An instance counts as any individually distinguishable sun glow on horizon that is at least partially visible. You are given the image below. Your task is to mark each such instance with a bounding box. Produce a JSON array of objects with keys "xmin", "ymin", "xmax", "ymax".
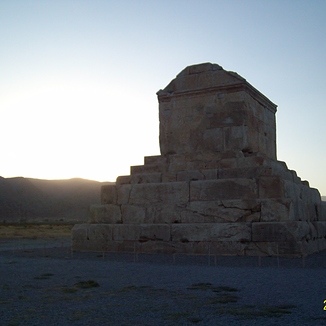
[{"xmin": 1, "ymin": 76, "xmax": 160, "ymax": 182}]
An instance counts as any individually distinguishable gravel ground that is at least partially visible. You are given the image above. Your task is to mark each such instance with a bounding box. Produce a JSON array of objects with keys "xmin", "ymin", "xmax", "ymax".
[{"xmin": 0, "ymin": 238, "xmax": 326, "ymax": 326}]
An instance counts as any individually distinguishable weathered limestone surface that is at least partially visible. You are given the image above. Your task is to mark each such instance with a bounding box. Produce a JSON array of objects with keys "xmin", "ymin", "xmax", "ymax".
[{"xmin": 72, "ymin": 63, "xmax": 326, "ymax": 257}]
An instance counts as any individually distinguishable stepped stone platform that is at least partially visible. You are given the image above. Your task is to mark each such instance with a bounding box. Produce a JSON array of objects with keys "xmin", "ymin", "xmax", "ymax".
[{"xmin": 72, "ymin": 63, "xmax": 326, "ymax": 257}]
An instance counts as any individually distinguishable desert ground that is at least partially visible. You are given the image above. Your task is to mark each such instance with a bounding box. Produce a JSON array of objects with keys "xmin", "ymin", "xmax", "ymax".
[
  {"xmin": 0, "ymin": 224, "xmax": 326, "ymax": 325},
  {"xmin": 0, "ymin": 224, "xmax": 73, "ymax": 240}
]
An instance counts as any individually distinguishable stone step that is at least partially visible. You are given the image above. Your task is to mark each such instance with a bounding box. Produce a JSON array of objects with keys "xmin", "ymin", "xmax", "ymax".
[
  {"xmin": 75, "ymin": 221, "xmax": 326, "ymax": 243},
  {"xmin": 128, "ymin": 154, "xmax": 303, "ymax": 185},
  {"xmin": 108, "ymin": 178, "xmax": 262, "ymax": 205},
  {"xmin": 117, "ymin": 166, "xmax": 279, "ymax": 186},
  {"xmin": 131, "ymin": 153, "xmax": 268, "ymax": 175},
  {"xmin": 90, "ymin": 199, "xmax": 326, "ymax": 225},
  {"xmin": 71, "ymin": 221, "xmax": 326, "ymax": 257}
]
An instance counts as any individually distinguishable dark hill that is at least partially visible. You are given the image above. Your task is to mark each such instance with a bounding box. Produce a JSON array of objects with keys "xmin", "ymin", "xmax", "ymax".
[{"xmin": 0, "ymin": 177, "xmax": 113, "ymax": 224}]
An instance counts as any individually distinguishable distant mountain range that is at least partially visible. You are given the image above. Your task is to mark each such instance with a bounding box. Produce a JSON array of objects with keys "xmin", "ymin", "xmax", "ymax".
[{"xmin": 0, "ymin": 177, "xmax": 113, "ymax": 224}]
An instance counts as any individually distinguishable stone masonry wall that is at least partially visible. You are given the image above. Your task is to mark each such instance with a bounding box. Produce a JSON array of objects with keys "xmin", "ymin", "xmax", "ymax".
[{"xmin": 72, "ymin": 63, "xmax": 326, "ymax": 257}]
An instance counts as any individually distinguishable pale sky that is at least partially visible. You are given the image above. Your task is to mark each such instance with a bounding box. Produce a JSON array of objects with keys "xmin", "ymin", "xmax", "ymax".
[{"xmin": 1, "ymin": 0, "xmax": 325, "ymax": 195}]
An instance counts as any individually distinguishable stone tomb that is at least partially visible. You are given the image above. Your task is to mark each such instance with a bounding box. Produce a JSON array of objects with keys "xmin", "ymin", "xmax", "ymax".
[{"xmin": 72, "ymin": 63, "xmax": 326, "ymax": 257}]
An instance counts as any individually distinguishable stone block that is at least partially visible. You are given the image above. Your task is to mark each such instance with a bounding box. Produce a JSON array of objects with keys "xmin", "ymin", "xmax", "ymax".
[
  {"xmin": 88, "ymin": 224, "xmax": 114, "ymax": 242},
  {"xmin": 167, "ymin": 153, "xmax": 186, "ymax": 163},
  {"xmin": 202, "ymin": 128, "xmax": 223, "ymax": 152},
  {"xmin": 116, "ymin": 175, "xmax": 131, "ymax": 186},
  {"xmin": 291, "ymin": 198, "xmax": 309, "ymax": 221},
  {"xmin": 171, "ymin": 223, "xmax": 251, "ymax": 242},
  {"xmin": 307, "ymin": 222, "xmax": 317, "ymax": 240},
  {"xmin": 219, "ymin": 199, "xmax": 261, "ymax": 211},
  {"xmin": 202, "ymin": 169, "xmax": 217, "ymax": 179},
  {"xmin": 112, "ymin": 224, "xmax": 140, "ymax": 241},
  {"xmin": 246, "ymin": 212, "xmax": 261, "ymax": 222},
  {"xmin": 310, "ymin": 188, "xmax": 321, "ymax": 204},
  {"xmin": 300, "ymin": 185, "xmax": 319, "ymax": 205},
  {"xmin": 252, "ymin": 222, "xmax": 310, "ymax": 242},
  {"xmin": 290, "ymin": 170, "xmax": 301, "ymax": 184},
  {"xmin": 240, "ymin": 154, "xmax": 268, "ymax": 167},
  {"xmin": 130, "ymin": 173, "xmax": 162, "ymax": 184},
  {"xmin": 131, "ymin": 164, "xmax": 167, "ymax": 174},
  {"xmin": 188, "ymin": 62, "xmax": 220, "ymax": 75},
  {"xmin": 101, "ymin": 185, "xmax": 117, "ymax": 204},
  {"xmin": 312, "ymin": 221, "xmax": 326, "ymax": 238},
  {"xmin": 72, "ymin": 224, "xmax": 114, "ymax": 252},
  {"xmin": 113, "ymin": 224, "xmax": 170, "ymax": 242},
  {"xmin": 121, "ymin": 205, "xmax": 146, "ymax": 223},
  {"xmin": 117, "ymin": 184, "xmax": 132, "ymax": 204},
  {"xmin": 208, "ymin": 241, "xmax": 247, "ymax": 256},
  {"xmin": 143, "ymin": 224, "xmax": 170, "ymax": 242},
  {"xmin": 190, "ymin": 179, "xmax": 257, "ymax": 201},
  {"xmin": 175, "ymin": 70, "xmax": 198, "ymax": 90},
  {"xmin": 169, "ymin": 160, "xmax": 220, "ymax": 172},
  {"xmin": 104, "ymin": 240, "xmax": 138, "ymax": 253},
  {"xmin": 177, "ymin": 170, "xmax": 205, "ymax": 182},
  {"xmin": 266, "ymin": 139, "xmax": 276, "ymax": 160},
  {"xmin": 209, "ymin": 102, "xmax": 247, "ymax": 128},
  {"xmin": 219, "ymin": 158, "xmax": 237, "ymax": 169},
  {"xmin": 89, "ymin": 204, "xmax": 121, "ymax": 224},
  {"xmin": 246, "ymin": 112, "xmax": 260, "ymax": 132},
  {"xmin": 245, "ymin": 241, "xmax": 304, "ymax": 257},
  {"xmin": 283, "ymin": 180, "xmax": 301, "ymax": 201},
  {"xmin": 144, "ymin": 155, "xmax": 167, "ymax": 165},
  {"xmin": 169, "ymin": 152, "xmax": 222, "ymax": 164},
  {"xmin": 321, "ymin": 202, "xmax": 326, "ymax": 221},
  {"xmin": 71, "ymin": 223, "xmax": 89, "ymax": 241},
  {"xmin": 301, "ymin": 240, "xmax": 319, "ymax": 256},
  {"xmin": 181, "ymin": 210, "xmax": 259, "ymax": 224},
  {"xmin": 260, "ymin": 199, "xmax": 292, "ymax": 222},
  {"xmin": 269, "ymin": 160, "xmax": 292, "ymax": 181},
  {"xmin": 182, "ymin": 200, "xmax": 260, "ymax": 223},
  {"xmin": 306, "ymin": 203, "xmax": 318, "ymax": 222},
  {"xmin": 162, "ymin": 172, "xmax": 177, "ymax": 182},
  {"xmin": 187, "ymin": 160, "xmax": 219, "ymax": 170},
  {"xmin": 258, "ymin": 176, "xmax": 284, "ymax": 198},
  {"xmin": 317, "ymin": 238, "xmax": 326, "ymax": 252},
  {"xmin": 128, "ymin": 182, "xmax": 189, "ymax": 205},
  {"xmin": 257, "ymin": 131, "xmax": 266, "ymax": 155},
  {"xmin": 219, "ymin": 167, "xmax": 271, "ymax": 179},
  {"xmin": 168, "ymin": 162, "xmax": 188, "ymax": 173},
  {"xmin": 307, "ymin": 189, "xmax": 322, "ymax": 220},
  {"xmin": 248, "ymin": 101, "xmax": 264, "ymax": 121},
  {"xmin": 301, "ymin": 180, "xmax": 309, "ymax": 187},
  {"xmin": 169, "ymin": 241, "xmax": 247, "ymax": 256},
  {"xmin": 146, "ymin": 204, "xmax": 182, "ymax": 224}
]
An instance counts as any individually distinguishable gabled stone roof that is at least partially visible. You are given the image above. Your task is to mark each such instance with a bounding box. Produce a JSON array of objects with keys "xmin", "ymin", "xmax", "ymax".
[{"xmin": 157, "ymin": 62, "xmax": 277, "ymax": 113}]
